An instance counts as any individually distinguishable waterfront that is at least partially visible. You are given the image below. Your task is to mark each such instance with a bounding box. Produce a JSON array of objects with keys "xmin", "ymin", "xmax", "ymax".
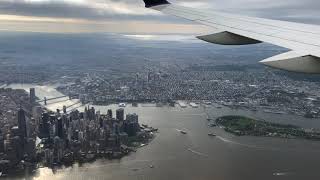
[{"xmin": 6, "ymin": 84, "xmax": 320, "ymax": 180}]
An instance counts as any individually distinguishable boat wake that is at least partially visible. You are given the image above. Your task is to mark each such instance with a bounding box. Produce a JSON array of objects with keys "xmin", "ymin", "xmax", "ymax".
[
  {"xmin": 187, "ymin": 148, "xmax": 209, "ymax": 157},
  {"xmin": 216, "ymin": 136, "xmax": 266, "ymax": 150},
  {"xmin": 273, "ymin": 172, "xmax": 292, "ymax": 176}
]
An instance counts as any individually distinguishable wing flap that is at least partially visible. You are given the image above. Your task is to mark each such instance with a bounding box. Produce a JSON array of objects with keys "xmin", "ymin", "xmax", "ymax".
[
  {"xmin": 260, "ymin": 51, "xmax": 320, "ymax": 73},
  {"xmin": 197, "ymin": 31, "xmax": 261, "ymax": 45}
]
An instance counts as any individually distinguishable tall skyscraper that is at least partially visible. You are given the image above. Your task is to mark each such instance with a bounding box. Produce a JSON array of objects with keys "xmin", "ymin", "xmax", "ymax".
[
  {"xmin": 18, "ymin": 108, "xmax": 27, "ymax": 139},
  {"xmin": 107, "ymin": 109, "xmax": 113, "ymax": 119},
  {"xmin": 63, "ymin": 106, "xmax": 67, "ymax": 114},
  {"xmin": 116, "ymin": 108, "xmax": 124, "ymax": 121},
  {"xmin": 29, "ymin": 88, "xmax": 36, "ymax": 105},
  {"xmin": 32, "ymin": 106, "xmax": 42, "ymax": 127},
  {"xmin": 125, "ymin": 113, "xmax": 140, "ymax": 136},
  {"xmin": 0, "ymin": 130, "xmax": 4, "ymax": 153},
  {"xmin": 56, "ymin": 118, "xmax": 63, "ymax": 138}
]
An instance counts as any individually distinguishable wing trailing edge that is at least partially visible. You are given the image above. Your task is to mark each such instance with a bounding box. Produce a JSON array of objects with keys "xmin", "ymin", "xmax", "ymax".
[
  {"xmin": 197, "ymin": 31, "xmax": 261, "ymax": 45},
  {"xmin": 260, "ymin": 51, "xmax": 320, "ymax": 73}
]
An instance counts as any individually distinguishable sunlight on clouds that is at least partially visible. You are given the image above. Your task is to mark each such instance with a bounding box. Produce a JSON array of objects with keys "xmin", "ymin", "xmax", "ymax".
[
  {"xmin": 24, "ymin": 0, "xmax": 85, "ymax": 4},
  {"xmin": 0, "ymin": 14, "xmax": 90, "ymax": 23},
  {"xmin": 177, "ymin": 2, "xmax": 210, "ymax": 9},
  {"xmin": 123, "ymin": 34, "xmax": 202, "ymax": 42},
  {"xmin": 0, "ymin": 15, "xmax": 210, "ymax": 34},
  {"xmin": 91, "ymin": 2, "xmax": 161, "ymax": 15},
  {"xmin": 20, "ymin": 0, "xmax": 160, "ymax": 15},
  {"xmin": 0, "ymin": 0, "xmax": 210, "ymax": 33}
]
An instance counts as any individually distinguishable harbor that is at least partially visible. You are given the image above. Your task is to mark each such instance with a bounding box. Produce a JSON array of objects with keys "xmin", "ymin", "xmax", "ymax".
[{"xmin": 5, "ymin": 84, "xmax": 320, "ymax": 180}]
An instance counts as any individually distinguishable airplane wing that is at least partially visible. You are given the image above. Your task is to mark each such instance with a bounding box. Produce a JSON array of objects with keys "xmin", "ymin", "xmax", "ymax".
[{"xmin": 143, "ymin": 0, "xmax": 320, "ymax": 73}]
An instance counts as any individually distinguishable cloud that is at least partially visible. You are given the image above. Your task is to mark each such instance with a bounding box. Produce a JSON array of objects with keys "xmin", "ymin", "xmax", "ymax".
[
  {"xmin": 0, "ymin": 0, "xmax": 319, "ymax": 33},
  {"xmin": 0, "ymin": 0, "xmax": 163, "ymax": 20}
]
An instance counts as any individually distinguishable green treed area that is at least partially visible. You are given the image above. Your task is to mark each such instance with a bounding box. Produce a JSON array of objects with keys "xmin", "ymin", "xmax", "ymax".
[{"xmin": 216, "ymin": 115, "xmax": 320, "ymax": 140}]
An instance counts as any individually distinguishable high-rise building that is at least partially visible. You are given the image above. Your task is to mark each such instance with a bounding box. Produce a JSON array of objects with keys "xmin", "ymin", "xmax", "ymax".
[
  {"xmin": 126, "ymin": 113, "xmax": 139, "ymax": 123},
  {"xmin": 63, "ymin": 106, "xmax": 67, "ymax": 114},
  {"xmin": 116, "ymin": 108, "xmax": 124, "ymax": 121},
  {"xmin": 29, "ymin": 88, "xmax": 36, "ymax": 105},
  {"xmin": 0, "ymin": 131, "xmax": 4, "ymax": 153},
  {"xmin": 18, "ymin": 108, "xmax": 27, "ymax": 139},
  {"xmin": 107, "ymin": 109, "xmax": 113, "ymax": 119},
  {"xmin": 147, "ymin": 71, "xmax": 152, "ymax": 83},
  {"xmin": 56, "ymin": 118, "xmax": 64, "ymax": 138},
  {"xmin": 124, "ymin": 114, "xmax": 140, "ymax": 136},
  {"xmin": 39, "ymin": 112, "xmax": 50, "ymax": 138},
  {"xmin": 32, "ymin": 106, "xmax": 42, "ymax": 129}
]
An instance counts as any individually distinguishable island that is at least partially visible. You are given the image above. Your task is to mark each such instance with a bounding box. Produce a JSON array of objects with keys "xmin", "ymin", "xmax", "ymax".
[{"xmin": 215, "ymin": 115, "xmax": 320, "ymax": 140}]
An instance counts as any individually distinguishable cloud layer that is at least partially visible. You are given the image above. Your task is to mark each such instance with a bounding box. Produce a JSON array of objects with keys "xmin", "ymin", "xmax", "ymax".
[{"xmin": 0, "ymin": 0, "xmax": 319, "ymax": 33}]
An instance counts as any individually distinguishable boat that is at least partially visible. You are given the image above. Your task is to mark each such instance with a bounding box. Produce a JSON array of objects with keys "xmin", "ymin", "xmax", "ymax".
[
  {"xmin": 208, "ymin": 123, "xmax": 216, "ymax": 127},
  {"xmin": 119, "ymin": 103, "xmax": 126, "ymax": 107},
  {"xmin": 178, "ymin": 101, "xmax": 187, "ymax": 108},
  {"xmin": 180, "ymin": 130, "xmax": 187, "ymax": 134},
  {"xmin": 208, "ymin": 133, "xmax": 217, "ymax": 137},
  {"xmin": 150, "ymin": 165, "xmax": 154, "ymax": 168},
  {"xmin": 140, "ymin": 143, "xmax": 148, "ymax": 147},
  {"xmin": 189, "ymin": 102, "xmax": 199, "ymax": 108}
]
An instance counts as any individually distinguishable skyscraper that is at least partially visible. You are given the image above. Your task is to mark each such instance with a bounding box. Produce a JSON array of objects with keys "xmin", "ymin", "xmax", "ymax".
[
  {"xmin": 29, "ymin": 88, "xmax": 36, "ymax": 105},
  {"xmin": 63, "ymin": 106, "xmax": 67, "ymax": 114},
  {"xmin": 116, "ymin": 108, "xmax": 124, "ymax": 121},
  {"xmin": 18, "ymin": 108, "xmax": 27, "ymax": 140},
  {"xmin": 107, "ymin": 109, "xmax": 113, "ymax": 119}
]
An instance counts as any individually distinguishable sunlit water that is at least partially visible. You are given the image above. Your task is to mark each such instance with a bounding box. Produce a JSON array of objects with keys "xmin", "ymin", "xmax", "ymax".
[{"xmin": 5, "ymin": 84, "xmax": 320, "ymax": 180}]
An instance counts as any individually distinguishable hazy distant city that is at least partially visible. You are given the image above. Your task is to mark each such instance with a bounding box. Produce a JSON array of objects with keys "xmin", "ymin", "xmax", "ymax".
[{"xmin": 1, "ymin": 33, "xmax": 320, "ymax": 118}]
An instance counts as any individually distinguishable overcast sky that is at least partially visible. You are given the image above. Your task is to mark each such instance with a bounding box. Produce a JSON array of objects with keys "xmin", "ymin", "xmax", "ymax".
[{"xmin": 0, "ymin": 0, "xmax": 319, "ymax": 33}]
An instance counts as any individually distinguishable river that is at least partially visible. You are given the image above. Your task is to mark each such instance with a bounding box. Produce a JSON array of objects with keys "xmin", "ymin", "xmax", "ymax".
[{"xmin": 5, "ymin": 84, "xmax": 320, "ymax": 180}]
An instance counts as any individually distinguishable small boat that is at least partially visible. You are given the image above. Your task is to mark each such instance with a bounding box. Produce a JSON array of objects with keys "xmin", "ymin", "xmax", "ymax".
[
  {"xmin": 208, "ymin": 123, "xmax": 217, "ymax": 127},
  {"xmin": 208, "ymin": 133, "xmax": 217, "ymax": 137},
  {"xmin": 180, "ymin": 130, "xmax": 187, "ymax": 134},
  {"xmin": 150, "ymin": 165, "xmax": 154, "ymax": 168},
  {"xmin": 119, "ymin": 103, "xmax": 126, "ymax": 107},
  {"xmin": 140, "ymin": 143, "xmax": 148, "ymax": 147}
]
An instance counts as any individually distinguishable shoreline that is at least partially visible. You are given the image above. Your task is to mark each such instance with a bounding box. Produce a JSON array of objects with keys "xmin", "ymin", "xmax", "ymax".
[
  {"xmin": 1, "ymin": 129, "xmax": 157, "ymax": 178},
  {"xmin": 215, "ymin": 115, "xmax": 320, "ymax": 140}
]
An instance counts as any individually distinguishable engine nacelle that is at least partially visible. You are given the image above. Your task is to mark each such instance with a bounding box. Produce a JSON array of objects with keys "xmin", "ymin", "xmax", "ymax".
[
  {"xmin": 260, "ymin": 51, "xmax": 320, "ymax": 74},
  {"xmin": 197, "ymin": 31, "xmax": 261, "ymax": 45}
]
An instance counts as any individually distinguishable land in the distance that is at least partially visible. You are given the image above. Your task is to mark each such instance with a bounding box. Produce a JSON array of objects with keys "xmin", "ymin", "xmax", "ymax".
[{"xmin": 216, "ymin": 115, "xmax": 320, "ymax": 140}]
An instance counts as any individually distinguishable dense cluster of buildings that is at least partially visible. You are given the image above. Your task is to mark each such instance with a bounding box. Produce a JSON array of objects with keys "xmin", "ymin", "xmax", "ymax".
[
  {"xmin": 0, "ymin": 88, "xmax": 37, "ymax": 173},
  {"xmin": 58, "ymin": 66, "xmax": 320, "ymax": 118},
  {"xmin": 0, "ymin": 88, "xmax": 154, "ymax": 174},
  {"xmin": 36, "ymin": 107, "xmax": 148, "ymax": 166}
]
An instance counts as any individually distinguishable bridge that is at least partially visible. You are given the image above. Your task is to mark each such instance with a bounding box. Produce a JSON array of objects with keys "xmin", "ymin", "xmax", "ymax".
[
  {"xmin": 36, "ymin": 94, "xmax": 78, "ymax": 105},
  {"xmin": 38, "ymin": 95, "xmax": 84, "ymax": 112},
  {"xmin": 29, "ymin": 88, "xmax": 84, "ymax": 112}
]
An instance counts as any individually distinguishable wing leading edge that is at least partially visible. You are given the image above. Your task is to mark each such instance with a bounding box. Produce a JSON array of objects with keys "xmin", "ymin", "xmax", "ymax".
[{"xmin": 142, "ymin": 0, "xmax": 320, "ymax": 73}]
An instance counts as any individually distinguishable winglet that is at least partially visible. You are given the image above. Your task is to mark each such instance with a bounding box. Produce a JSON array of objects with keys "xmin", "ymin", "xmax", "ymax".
[{"xmin": 143, "ymin": 0, "xmax": 170, "ymax": 8}]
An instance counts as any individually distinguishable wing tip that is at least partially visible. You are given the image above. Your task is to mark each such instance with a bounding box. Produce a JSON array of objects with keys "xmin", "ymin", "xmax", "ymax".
[{"xmin": 143, "ymin": 0, "xmax": 170, "ymax": 8}]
